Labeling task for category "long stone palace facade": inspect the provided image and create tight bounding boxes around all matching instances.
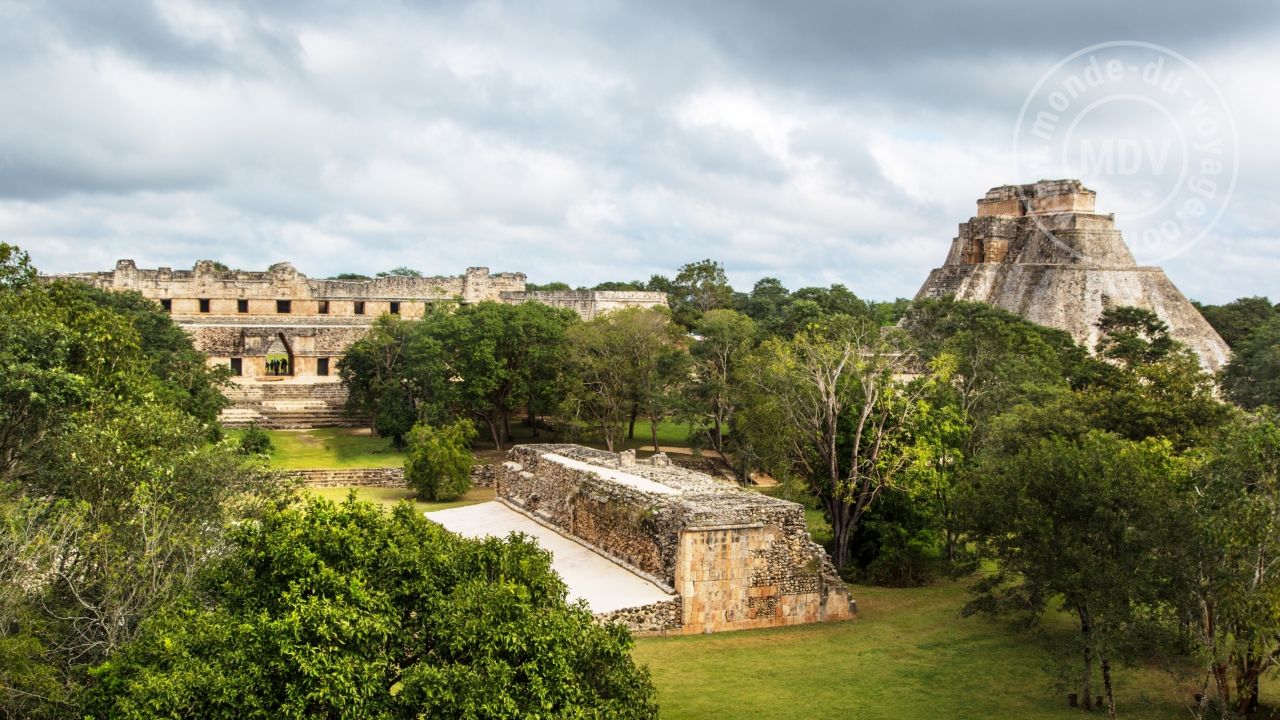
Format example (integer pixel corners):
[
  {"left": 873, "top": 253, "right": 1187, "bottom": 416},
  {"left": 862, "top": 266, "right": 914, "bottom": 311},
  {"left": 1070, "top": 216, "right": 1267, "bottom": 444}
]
[{"left": 51, "top": 260, "right": 667, "bottom": 427}]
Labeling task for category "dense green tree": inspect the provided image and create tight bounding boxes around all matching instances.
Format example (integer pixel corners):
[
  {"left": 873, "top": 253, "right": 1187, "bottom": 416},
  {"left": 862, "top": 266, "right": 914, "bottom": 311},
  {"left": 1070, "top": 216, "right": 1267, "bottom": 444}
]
[
  {"left": 736, "top": 315, "right": 933, "bottom": 570},
  {"left": 666, "top": 259, "right": 734, "bottom": 327},
  {"left": 1171, "top": 411, "right": 1280, "bottom": 716},
  {"left": 436, "top": 302, "right": 577, "bottom": 449},
  {"left": 339, "top": 315, "right": 423, "bottom": 444},
  {"left": 88, "top": 497, "right": 659, "bottom": 719},
  {"left": 330, "top": 272, "right": 373, "bottom": 281},
  {"left": 592, "top": 280, "right": 648, "bottom": 291},
  {"left": 563, "top": 307, "right": 682, "bottom": 452},
  {"left": 901, "top": 299, "right": 1084, "bottom": 566},
  {"left": 404, "top": 419, "right": 477, "bottom": 501},
  {"left": 687, "top": 309, "right": 756, "bottom": 459},
  {"left": 0, "top": 244, "right": 286, "bottom": 717},
  {"left": 1094, "top": 306, "right": 1176, "bottom": 368},
  {"left": 1220, "top": 314, "right": 1280, "bottom": 410},
  {"left": 376, "top": 266, "right": 424, "bottom": 278},
  {"left": 1081, "top": 308, "right": 1228, "bottom": 450},
  {"left": 790, "top": 284, "right": 869, "bottom": 320},
  {"left": 340, "top": 303, "right": 576, "bottom": 449},
  {"left": 868, "top": 297, "right": 912, "bottom": 326},
  {"left": 1195, "top": 296, "right": 1278, "bottom": 348},
  {"left": 960, "top": 430, "right": 1184, "bottom": 716},
  {"left": 525, "top": 281, "right": 573, "bottom": 291},
  {"left": 238, "top": 423, "right": 273, "bottom": 456},
  {"left": 742, "top": 277, "right": 791, "bottom": 336}
]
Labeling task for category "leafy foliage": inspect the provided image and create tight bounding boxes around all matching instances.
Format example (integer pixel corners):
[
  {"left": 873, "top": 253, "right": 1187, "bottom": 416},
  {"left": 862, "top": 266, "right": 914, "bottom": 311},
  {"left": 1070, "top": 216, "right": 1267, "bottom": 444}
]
[
  {"left": 736, "top": 314, "right": 933, "bottom": 571},
  {"left": 562, "top": 307, "right": 683, "bottom": 452},
  {"left": 238, "top": 423, "right": 274, "bottom": 456},
  {"left": 1195, "top": 296, "right": 1278, "bottom": 348},
  {"left": 340, "top": 303, "right": 577, "bottom": 449},
  {"left": 405, "top": 419, "right": 477, "bottom": 501},
  {"left": 88, "top": 497, "right": 659, "bottom": 719},
  {"left": 0, "top": 244, "right": 287, "bottom": 718},
  {"left": 1221, "top": 314, "right": 1280, "bottom": 410}
]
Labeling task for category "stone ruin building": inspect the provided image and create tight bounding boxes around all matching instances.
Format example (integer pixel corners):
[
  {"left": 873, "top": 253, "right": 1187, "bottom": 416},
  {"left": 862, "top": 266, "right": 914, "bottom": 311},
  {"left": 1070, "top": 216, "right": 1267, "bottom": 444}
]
[
  {"left": 51, "top": 260, "right": 667, "bottom": 428},
  {"left": 914, "top": 179, "right": 1230, "bottom": 372},
  {"left": 427, "top": 444, "right": 855, "bottom": 634}
]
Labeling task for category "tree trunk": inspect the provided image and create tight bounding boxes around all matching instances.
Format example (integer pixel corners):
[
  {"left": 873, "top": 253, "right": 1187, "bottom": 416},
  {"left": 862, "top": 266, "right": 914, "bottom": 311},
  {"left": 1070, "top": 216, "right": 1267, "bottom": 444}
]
[
  {"left": 527, "top": 405, "right": 539, "bottom": 438},
  {"left": 486, "top": 418, "right": 503, "bottom": 451},
  {"left": 1234, "top": 651, "right": 1262, "bottom": 716},
  {"left": 1078, "top": 606, "right": 1094, "bottom": 711},
  {"left": 502, "top": 411, "right": 511, "bottom": 446},
  {"left": 650, "top": 418, "right": 660, "bottom": 454},
  {"left": 1101, "top": 656, "right": 1116, "bottom": 719},
  {"left": 1204, "top": 600, "right": 1233, "bottom": 712},
  {"left": 827, "top": 496, "right": 853, "bottom": 571},
  {"left": 712, "top": 412, "right": 723, "bottom": 454},
  {"left": 628, "top": 405, "right": 638, "bottom": 440}
]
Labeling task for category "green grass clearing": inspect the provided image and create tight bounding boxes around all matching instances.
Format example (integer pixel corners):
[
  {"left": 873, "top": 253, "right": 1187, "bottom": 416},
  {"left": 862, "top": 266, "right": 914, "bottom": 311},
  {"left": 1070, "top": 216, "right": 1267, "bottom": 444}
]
[
  {"left": 231, "top": 427, "right": 406, "bottom": 470},
  {"left": 632, "top": 576, "right": 1249, "bottom": 720},
  {"left": 243, "top": 419, "right": 698, "bottom": 471},
  {"left": 306, "top": 485, "right": 495, "bottom": 514}
]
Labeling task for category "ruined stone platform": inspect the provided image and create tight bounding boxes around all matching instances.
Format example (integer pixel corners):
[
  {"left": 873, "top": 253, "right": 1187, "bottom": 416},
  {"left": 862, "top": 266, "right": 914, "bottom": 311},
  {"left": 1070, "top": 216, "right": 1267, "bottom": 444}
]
[
  {"left": 434, "top": 444, "right": 855, "bottom": 635},
  {"left": 426, "top": 502, "right": 676, "bottom": 614}
]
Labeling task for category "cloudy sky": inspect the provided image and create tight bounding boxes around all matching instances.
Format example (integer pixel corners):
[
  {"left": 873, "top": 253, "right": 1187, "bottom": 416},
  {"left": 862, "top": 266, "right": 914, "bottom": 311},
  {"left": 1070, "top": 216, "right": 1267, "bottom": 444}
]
[{"left": 3, "top": 0, "right": 1278, "bottom": 302}]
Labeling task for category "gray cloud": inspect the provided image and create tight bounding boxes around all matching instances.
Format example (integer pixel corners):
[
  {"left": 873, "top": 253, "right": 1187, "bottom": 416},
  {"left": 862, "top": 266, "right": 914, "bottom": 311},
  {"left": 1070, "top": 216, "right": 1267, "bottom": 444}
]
[{"left": 2, "top": 0, "right": 1277, "bottom": 302}]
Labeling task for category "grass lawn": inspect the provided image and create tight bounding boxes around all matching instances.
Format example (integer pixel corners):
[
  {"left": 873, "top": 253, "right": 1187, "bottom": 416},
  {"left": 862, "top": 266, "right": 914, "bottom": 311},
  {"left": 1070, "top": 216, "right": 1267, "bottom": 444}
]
[
  {"left": 250, "top": 420, "right": 698, "bottom": 471},
  {"left": 632, "top": 577, "right": 1231, "bottom": 720},
  {"left": 232, "top": 428, "right": 407, "bottom": 470},
  {"left": 307, "top": 485, "right": 495, "bottom": 514}
]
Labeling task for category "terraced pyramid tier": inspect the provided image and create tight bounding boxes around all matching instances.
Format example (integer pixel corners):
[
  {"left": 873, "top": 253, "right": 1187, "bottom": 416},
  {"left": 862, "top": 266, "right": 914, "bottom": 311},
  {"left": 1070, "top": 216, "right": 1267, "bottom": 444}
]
[{"left": 914, "top": 180, "right": 1229, "bottom": 371}]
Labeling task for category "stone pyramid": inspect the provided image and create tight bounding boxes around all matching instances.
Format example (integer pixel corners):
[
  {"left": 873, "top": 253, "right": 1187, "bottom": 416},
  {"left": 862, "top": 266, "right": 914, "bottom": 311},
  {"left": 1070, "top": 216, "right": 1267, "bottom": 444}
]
[{"left": 914, "top": 179, "right": 1229, "bottom": 371}]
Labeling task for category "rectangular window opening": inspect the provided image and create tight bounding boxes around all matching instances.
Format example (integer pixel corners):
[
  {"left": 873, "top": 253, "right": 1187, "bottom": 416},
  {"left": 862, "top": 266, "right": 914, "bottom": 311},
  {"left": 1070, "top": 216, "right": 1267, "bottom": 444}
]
[
  {"left": 317, "top": 358, "right": 330, "bottom": 376},
  {"left": 318, "top": 300, "right": 330, "bottom": 315},
  {"left": 199, "top": 298, "right": 211, "bottom": 313},
  {"left": 237, "top": 299, "right": 249, "bottom": 313},
  {"left": 354, "top": 301, "right": 365, "bottom": 315},
  {"left": 230, "top": 358, "right": 243, "bottom": 376},
  {"left": 389, "top": 301, "right": 400, "bottom": 315},
  {"left": 160, "top": 299, "right": 172, "bottom": 312},
  {"left": 276, "top": 299, "right": 292, "bottom": 314}
]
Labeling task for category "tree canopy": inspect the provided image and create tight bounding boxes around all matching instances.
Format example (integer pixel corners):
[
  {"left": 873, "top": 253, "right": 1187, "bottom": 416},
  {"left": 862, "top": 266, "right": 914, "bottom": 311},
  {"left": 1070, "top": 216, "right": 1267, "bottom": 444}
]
[{"left": 88, "top": 496, "right": 659, "bottom": 720}]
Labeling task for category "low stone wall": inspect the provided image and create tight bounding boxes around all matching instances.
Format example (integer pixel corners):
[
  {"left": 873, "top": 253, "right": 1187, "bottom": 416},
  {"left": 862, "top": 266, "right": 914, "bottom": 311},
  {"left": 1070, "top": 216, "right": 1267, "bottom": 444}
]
[
  {"left": 288, "top": 468, "right": 406, "bottom": 487},
  {"left": 598, "top": 598, "right": 683, "bottom": 635},
  {"left": 498, "top": 444, "right": 854, "bottom": 635},
  {"left": 288, "top": 463, "right": 497, "bottom": 489},
  {"left": 471, "top": 463, "right": 498, "bottom": 488}
]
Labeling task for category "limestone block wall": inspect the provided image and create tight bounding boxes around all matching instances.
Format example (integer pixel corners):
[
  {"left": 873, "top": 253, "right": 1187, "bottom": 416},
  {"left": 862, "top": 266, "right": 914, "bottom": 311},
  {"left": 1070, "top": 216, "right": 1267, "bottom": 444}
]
[
  {"left": 50, "top": 260, "right": 670, "bottom": 390},
  {"left": 497, "top": 444, "right": 854, "bottom": 634},
  {"left": 500, "top": 446, "right": 684, "bottom": 585}
]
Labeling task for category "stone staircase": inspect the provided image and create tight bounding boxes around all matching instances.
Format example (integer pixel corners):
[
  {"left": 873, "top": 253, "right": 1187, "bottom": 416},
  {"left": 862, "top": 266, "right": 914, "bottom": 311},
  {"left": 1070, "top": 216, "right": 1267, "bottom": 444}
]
[{"left": 219, "top": 381, "right": 367, "bottom": 429}]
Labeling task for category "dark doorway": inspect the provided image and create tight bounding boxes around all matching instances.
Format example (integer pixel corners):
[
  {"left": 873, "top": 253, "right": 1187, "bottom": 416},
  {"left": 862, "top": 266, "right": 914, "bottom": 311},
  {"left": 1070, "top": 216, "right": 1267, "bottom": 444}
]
[
  {"left": 199, "top": 298, "right": 211, "bottom": 313},
  {"left": 317, "top": 358, "right": 330, "bottom": 376},
  {"left": 238, "top": 299, "right": 249, "bottom": 313},
  {"left": 276, "top": 299, "right": 292, "bottom": 314},
  {"left": 230, "top": 358, "right": 243, "bottom": 376},
  {"left": 265, "top": 334, "right": 293, "bottom": 377}
]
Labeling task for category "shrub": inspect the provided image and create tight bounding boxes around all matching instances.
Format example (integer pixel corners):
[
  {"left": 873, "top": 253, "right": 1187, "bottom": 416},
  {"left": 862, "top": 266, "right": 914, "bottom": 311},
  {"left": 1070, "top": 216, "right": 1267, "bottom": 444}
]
[
  {"left": 87, "top": 497, "right": 659, "bottom": 719},
  {"left": 238, "top": 423, "right": 273, "bottom": 456},
  {"left": 404, "top": 419, "right": 476, "bottom": 501}
]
